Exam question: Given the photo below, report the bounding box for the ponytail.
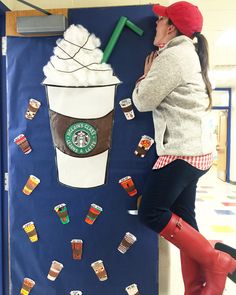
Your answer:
[167,19,212,110]
[193,32,212,110]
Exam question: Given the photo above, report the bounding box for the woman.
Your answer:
[132,2,236,295]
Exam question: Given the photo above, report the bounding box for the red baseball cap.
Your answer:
[153,1,203,38]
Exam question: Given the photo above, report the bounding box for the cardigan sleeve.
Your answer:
[132,52,183,112]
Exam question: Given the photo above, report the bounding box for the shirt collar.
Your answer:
[159,35,193,53]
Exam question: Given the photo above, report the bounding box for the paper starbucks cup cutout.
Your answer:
[14,134,32,154]
[134,135,154,157]
[71,239,83,260]
[125,283,141,295]
[118,232,137,254]
[43,24,120,188]
[47,260,64,281]
[119,176,137,197]
[25,99,41,120]
[85,204,103,225]
[91,260,108,281]
[54,203,70,224]
[70,291,83,295]
[23,222,38,242]
[22,175,40,195]
[127,210,138,215]
[20,278,35,295]
[119,98,135,120]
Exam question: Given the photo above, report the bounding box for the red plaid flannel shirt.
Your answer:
[153,153,213,170]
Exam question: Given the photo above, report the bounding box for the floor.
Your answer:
[159,165,236,295]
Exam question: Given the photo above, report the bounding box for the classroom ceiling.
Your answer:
[1,0,236,74]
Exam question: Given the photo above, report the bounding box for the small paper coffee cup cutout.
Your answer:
[71,239,83,260]
[20,277,35,295]
[85,204,103,225]
[119,176,137,197]
[118,232,137,254]
[23,222,38,242]
[22,175,40,195]
[14,134,32,154]
[25,98,41,120]
[54,203,70,224]
[125,283,141,295]
[91,260,108,281]
[47,260,64,281]
[119,98,135,120]
[134,135,154,158]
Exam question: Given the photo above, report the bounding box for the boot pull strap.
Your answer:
[170,217,183,238]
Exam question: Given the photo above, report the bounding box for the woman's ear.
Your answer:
[168,24,177,35]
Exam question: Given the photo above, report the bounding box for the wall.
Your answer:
[9,0,169,10]
[230,88,236,182]
[212,68,236,182]
[1,0,14,10]
[0,7,9,295]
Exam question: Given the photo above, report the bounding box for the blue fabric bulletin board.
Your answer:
[6,5,158,295]
[0,9,8,295]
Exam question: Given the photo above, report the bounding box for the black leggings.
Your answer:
[139,159,209,233]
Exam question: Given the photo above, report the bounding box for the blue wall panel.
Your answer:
[7,5,158,295]
[1,10,9,295]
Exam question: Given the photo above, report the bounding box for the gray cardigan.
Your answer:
[132,35,214,156]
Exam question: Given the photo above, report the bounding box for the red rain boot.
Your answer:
[160,214,236,295]
[180,251,205,295]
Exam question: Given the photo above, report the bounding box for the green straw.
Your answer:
[102,16,144,63]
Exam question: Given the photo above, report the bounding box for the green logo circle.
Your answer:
[65,122,97,155]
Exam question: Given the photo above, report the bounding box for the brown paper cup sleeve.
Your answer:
[49,270,58,277]
[135,146,146,153]
[126,185,136,192]
[87,211,99,219]
[57,210,68,218]
[49,110,113,158]
[28,105,38,112]
[122,239,133,248]
[122,105,133,112]
[28,229,37,237]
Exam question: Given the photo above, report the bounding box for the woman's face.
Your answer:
[153,16,171,47]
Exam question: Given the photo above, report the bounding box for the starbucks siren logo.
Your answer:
[65,122,97,155]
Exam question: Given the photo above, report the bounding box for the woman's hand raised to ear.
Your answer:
[144,50,159,75]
